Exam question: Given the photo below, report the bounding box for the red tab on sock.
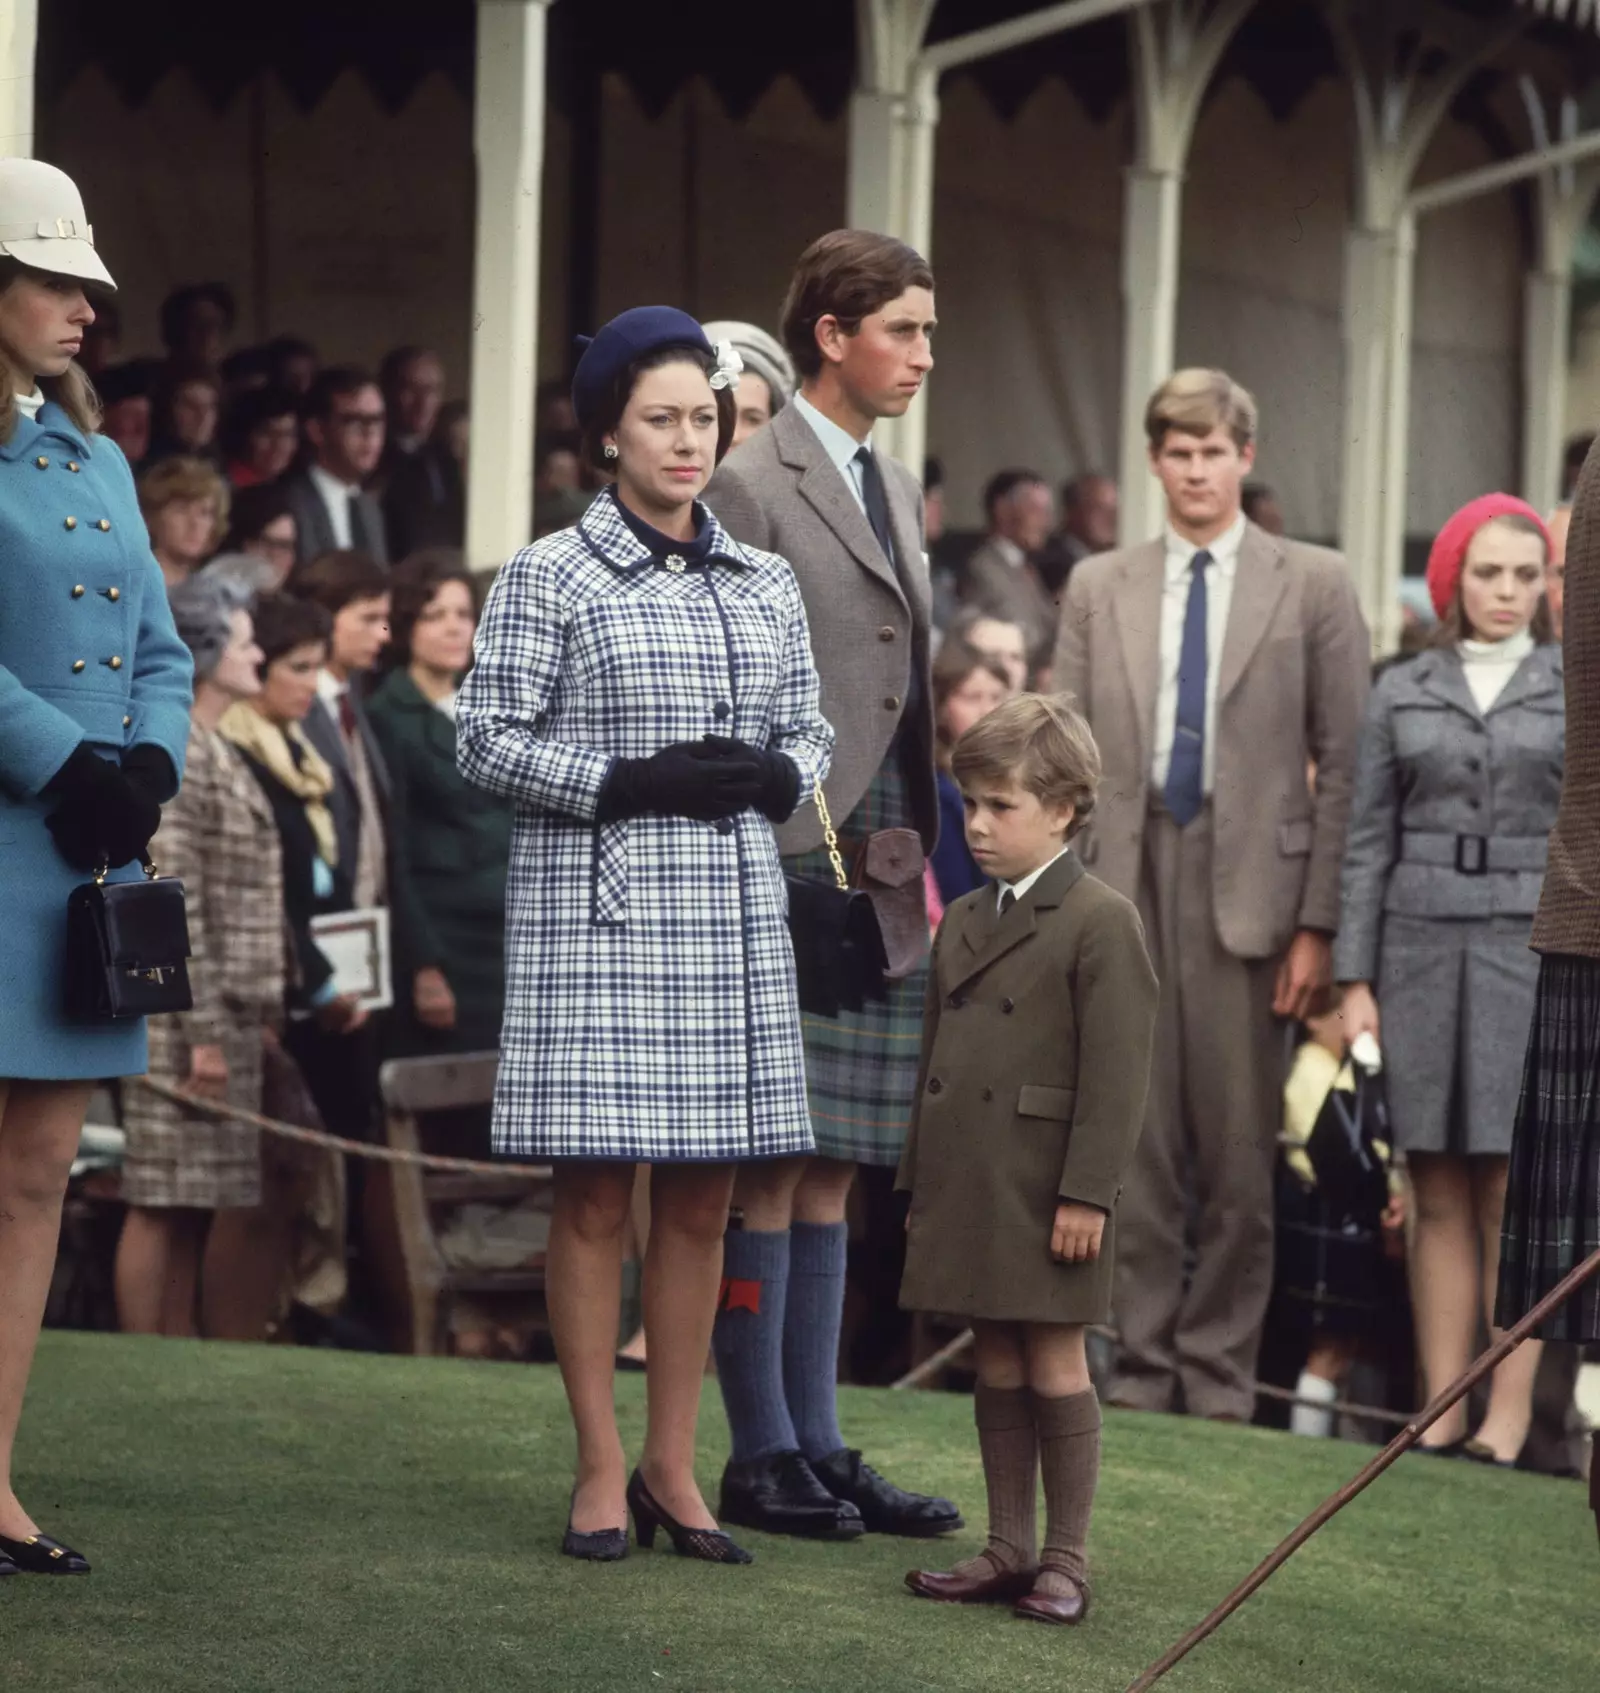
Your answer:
[719,1277,762,1315]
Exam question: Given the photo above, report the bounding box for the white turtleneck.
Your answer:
[14,388,44,421]
[1459,626,1535,714]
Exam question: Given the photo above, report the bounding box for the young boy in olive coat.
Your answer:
[898,694,1158,1624]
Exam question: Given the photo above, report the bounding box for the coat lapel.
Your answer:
[1413,649,1486,723]
[1110,543,1164,773]
[946,852,1084,992]
[1486,644,1563,716]
[774,405,903,602]
[1217,523,1288,703]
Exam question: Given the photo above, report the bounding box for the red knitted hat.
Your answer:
[1425,493,1553,620]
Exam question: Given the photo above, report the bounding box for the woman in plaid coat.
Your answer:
[116,576,286,1339]
[457,308,832,1566]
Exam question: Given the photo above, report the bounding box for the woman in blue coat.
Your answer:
[458,308,832,1566]
[0,161,194,1578]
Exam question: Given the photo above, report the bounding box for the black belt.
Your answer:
[1398,831,1548,877]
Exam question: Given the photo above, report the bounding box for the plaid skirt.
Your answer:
[787,750,930,1167]
[1495,954,1600,1342]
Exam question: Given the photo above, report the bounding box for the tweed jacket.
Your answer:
[1334,643,1565,984]
[962,537,1060,671]
[281,467,389,568]
[706,402,937,855]
[146,722,287,1046]
[896,850,1158,1324]
[457,488,833,1162]
[1534,440,1600,957]
[1052,522,1369,961]
[0,401,194,1081]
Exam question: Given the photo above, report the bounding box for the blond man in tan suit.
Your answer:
[1052,370,1369,1418]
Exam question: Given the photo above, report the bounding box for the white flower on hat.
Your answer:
[708,340,745,392]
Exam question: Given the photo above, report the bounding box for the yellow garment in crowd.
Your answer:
[1280,1042,1399,1197]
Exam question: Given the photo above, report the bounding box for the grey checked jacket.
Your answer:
[1333,643,1565,984]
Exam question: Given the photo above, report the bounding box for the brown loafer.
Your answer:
[1014,1582,1090,1626]
[905,1563,1037,1604]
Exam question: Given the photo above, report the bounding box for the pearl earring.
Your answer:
[603,443,619,461]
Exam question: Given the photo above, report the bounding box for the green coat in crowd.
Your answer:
[366,667,512,1058]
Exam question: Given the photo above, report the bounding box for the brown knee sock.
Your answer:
[948,1384,1038,1578]
[1032,1386,1101,1598]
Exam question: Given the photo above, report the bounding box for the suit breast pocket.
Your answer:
[1017,1084,1075,1122]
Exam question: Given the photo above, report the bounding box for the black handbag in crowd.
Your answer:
[1305,1056,1391,1228]
[64,859,194,1022]
[785,780,889,1019]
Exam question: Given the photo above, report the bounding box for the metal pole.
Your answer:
[919,0,1152,74]
[1408,126,1600,215]
[465,0,553,576]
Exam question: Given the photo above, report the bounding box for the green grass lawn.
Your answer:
[3,1332,1594,1692]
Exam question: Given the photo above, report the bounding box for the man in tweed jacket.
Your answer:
[702,232,961,1543]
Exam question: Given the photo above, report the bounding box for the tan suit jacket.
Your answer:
[962,538,1059,671]
[707,403,937,856]
[895,850,1158,1325]
[1052,522,1369,961]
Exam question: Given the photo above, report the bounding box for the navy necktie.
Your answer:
[1163,549,1212,828]
[854,445,896,566]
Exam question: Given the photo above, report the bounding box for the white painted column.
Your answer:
[1338,226,1397,621]
[876,67,938,477]
[846,87,902,234]
[0,0,38,158]
[1118,165,1183,546]
[1376,213,1416,659]
[465,0,552,575]
[1523,266,1571,514]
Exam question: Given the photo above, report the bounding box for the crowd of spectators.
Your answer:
[72,276,1594,1484]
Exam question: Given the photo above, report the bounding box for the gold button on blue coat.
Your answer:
[72,659,85,673]
[63,516,76,531]
[107,655,122,670]
[105,586,119,601]
[66,460,80,473]
[34,456,47,469]
[96,519,110,532]
[71,584,84,599]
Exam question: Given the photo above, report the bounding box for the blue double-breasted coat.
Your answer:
[0,400,194,1080]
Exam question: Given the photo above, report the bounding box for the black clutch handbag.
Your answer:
[785,781,889,1019]
[1305,1057,1391,1228]
[64,858,194,1023]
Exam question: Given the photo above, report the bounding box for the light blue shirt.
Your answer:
[791,391,871,517]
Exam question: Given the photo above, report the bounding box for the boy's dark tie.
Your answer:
[1163,549,1212,827]
[999,889,1017,914]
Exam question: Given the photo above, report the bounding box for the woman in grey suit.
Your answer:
[1337,495,1561,1466]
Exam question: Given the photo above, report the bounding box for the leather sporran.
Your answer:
[784,782,889,1019]
[843,827,928,980]
[64,859,193,1022]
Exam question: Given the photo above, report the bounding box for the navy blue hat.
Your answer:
[571,306,714,431]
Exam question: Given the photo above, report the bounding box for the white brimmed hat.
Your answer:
[0,159,115,291]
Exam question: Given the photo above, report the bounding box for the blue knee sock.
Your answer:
[783,1220,849,1462]
[711,1227,798,1463]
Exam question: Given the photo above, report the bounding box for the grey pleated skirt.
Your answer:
[1376,912,1539,1156]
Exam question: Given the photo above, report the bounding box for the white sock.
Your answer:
[1290,1371,1338,1439]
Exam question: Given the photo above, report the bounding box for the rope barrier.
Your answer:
[1123,1244,1600,1691]
[129,1075,546,1180]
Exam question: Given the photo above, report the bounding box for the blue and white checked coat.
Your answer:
[457,489,834,1161]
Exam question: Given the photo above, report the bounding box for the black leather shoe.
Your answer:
[0,1553,18,1578]
[718,1450,865,1540]
[810,1449,963,1538]
[0,1532,90,1575]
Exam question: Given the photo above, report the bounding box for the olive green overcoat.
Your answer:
[896,849,1158,1325]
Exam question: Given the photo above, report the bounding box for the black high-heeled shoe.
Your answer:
[627,1469,752,1565]
[0,1531,90,1575]
[0,1552,18,1578]
[561,1488,628,1562]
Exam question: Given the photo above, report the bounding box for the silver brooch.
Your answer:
[665,555,687,574]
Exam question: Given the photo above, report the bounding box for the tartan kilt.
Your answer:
[787,749,929,1167]
[1495,954,1600,1342]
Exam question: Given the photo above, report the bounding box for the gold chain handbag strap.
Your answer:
[812,780,849,893]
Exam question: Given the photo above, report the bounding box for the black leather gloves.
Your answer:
[120,744,179,806]
[595,737,804,827]
[597,737,765,824]
[42,744,163,872]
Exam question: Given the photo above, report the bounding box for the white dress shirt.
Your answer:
[309,462,360,550]
[1150,512,1247,796]
[996,845,1073,913]
[989,536,1025,571]
[792,391,871,516]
